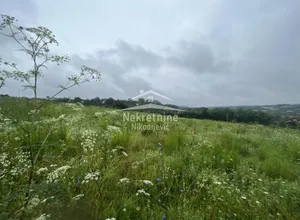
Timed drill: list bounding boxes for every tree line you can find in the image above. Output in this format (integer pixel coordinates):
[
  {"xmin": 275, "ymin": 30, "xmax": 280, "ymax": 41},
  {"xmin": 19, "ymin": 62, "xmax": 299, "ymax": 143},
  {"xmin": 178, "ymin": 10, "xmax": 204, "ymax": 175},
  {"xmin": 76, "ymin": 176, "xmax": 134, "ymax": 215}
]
[{"xmin": 1, "ymin": 95, "xmax": 293, "ymax": 129}]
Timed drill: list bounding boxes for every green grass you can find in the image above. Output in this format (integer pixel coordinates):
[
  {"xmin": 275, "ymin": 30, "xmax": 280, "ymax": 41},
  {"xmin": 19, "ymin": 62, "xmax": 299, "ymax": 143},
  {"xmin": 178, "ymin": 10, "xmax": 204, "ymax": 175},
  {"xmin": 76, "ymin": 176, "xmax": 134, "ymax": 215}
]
[{"xmin": 1, "ymin": 99, "xmax": 300, "ymax": 220}]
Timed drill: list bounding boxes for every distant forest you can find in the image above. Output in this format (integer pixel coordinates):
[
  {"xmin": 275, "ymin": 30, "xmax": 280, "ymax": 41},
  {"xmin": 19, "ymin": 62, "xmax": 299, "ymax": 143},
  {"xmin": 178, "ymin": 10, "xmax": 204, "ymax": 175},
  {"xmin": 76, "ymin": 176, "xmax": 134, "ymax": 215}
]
[{"xmin": 1, "ymin": 94, "xmax": 299, "ymax": 129}]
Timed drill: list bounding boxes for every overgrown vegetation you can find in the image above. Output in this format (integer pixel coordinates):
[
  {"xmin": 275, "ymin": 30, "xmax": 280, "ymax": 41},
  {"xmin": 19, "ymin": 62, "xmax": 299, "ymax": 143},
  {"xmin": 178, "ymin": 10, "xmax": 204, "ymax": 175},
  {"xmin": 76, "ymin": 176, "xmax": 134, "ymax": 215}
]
[{"xmin": 1, "ymin": 99, "xmax": 300, "ymax": 219}]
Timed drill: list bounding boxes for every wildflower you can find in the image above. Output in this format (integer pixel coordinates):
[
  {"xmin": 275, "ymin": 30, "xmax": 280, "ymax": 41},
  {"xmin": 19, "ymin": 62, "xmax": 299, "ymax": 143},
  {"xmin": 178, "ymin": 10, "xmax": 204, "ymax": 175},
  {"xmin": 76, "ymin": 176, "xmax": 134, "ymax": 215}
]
[
  {"xmin": 107, "ymin": 125, "xmax": 122, "ymax": 133},
  {"xmin": 162, "ymin": 215, "xmax": 166, "ymax": 220},
  {"xmin": 77, "ymin": 177, "xmax": 81, "ymax": 184},
  {"xmin": 214, "ymin": 181, "xmax": 222, "ymax": 185},
  {"xmin": 82, "ymin": 171, "xmax": 100, "ymax": 184},
  {"xmin": 81, "ymin": 129, "xmax": 97, "ymax": 153},
  {"xmin": 72, "ymin": 194, "xmax": 84, "ymax": 201},
  {"xmin": 143, "ymin": 180, "xmax": 153, "ymax": 186},
  {"xmin": 28, "ymin": 196, "xmax": 41, "ymax": 210},
  {"xmin": 119, "ymin": 178, "xmax": 130, "ymax": 184},
  {"xmin": 122, "ymin": 151, "xmax": 128, "ymax": 157},
  {"xmin": 57, "ymin": 114, "xmax": 65, "ymax": 120},
  {"xmin": 180, "ymin": 189, "xmax": 184, "ymax": 193},
  {"xmin": 136, "ymin": 189, "xmax": 150, "ymax": 196},
  {"xmin": 35, "ymin": 213, "xmax": 51, "ymax": 220},
  {"xmin": 36, "ymin": 167, "xmax": 48, "ymax": 175},
  {"xmin": 41, "ymin": 196, "xmax": 54, "ymax": 203},
  {"xmin": 46, "ymin": 165, "xmax": 71, "ymax": 183},
  {"xmin": 156, "ymin": 178, "xmax": 161, "ymax": 183},
  {"xmin": 158, "ymin": 199, "xmax": 161, "ymax": 204}
]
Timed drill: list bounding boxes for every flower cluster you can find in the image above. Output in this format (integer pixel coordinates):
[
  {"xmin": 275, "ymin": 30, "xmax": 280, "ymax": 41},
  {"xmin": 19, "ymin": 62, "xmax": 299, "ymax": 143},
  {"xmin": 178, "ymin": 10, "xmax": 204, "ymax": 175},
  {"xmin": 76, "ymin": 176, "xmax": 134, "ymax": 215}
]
[
  {"xmin": 0, "ymin": 149, "xmax": 31, "ymax": 184},
  {"xmin": 136, "ymin": 189, "xmax": 150, "ymax": 196},
  {"xmin": 35, "ymin": 213, "xmax": 51, "ymax": 220},
  {"xmin": 28, "ymin": 195, "xmax": 41, "ymax": 210},
  {"xmin": 72, "ymin": 194, "xmax": 85, "ymax": 201},
  {"xmin": 46, "ymin": 165, "xmax": 71, "ymax": 183},
  {"xmin": 65, "ymin": 103, "xmax": 82, "ymax": 111},
  {"xmin": 36, "ymin": 167, "xmax": 48, "ymax": 175},
  {"xmin": 82, "ymin": 171, "xmax": 100, "ymax": 184},
  {"xmin": 119, "ymin": 178, "xmax": 130, "ymax": 184},
  {"xmin": 107, "ymin": 125, "xmax": 122, "ymax": 133},
  {"xmin": 81, "ymin": 129, "xmax": 98, "ymax": 153}
]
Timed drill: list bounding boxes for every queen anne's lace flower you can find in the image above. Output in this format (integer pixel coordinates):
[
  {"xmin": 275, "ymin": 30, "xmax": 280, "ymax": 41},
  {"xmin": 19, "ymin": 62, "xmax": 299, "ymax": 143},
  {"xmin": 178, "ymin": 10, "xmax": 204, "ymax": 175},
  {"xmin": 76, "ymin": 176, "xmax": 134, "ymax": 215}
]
[
  {"xmin": 82, "ymin": 171, "xmax": 100, "ymax": 184},
  {"xmin": 46, "ymin": 166, "xmax": 71, "ymax": 183},
  {"xmin": 136, "ymin": 189, "xmax": 150, "ymax": 196}
]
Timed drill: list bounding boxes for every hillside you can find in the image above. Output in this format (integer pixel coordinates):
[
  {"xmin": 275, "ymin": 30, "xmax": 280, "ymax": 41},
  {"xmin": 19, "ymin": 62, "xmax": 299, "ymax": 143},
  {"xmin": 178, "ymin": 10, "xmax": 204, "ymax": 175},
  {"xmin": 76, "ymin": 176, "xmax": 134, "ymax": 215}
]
[
  {"xmin": 1, "ymin": 100, "xmax": 300, "ymax": 219},
  {"xmin": 225, "ymin": 104, "xmax": 300, "ymax": 118}
]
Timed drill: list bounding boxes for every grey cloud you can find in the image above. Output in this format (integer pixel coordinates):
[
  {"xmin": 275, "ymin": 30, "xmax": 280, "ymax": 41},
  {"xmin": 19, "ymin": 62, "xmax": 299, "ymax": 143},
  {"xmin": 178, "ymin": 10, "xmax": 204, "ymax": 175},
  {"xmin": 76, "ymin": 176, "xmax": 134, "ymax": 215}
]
[
  {"xmin": 166, "ymin": 40, "xmax": 232, "ymax": 74},
  {"xmin": 117, "ymin": 40, "xmax": 163, "ymax": 70}
]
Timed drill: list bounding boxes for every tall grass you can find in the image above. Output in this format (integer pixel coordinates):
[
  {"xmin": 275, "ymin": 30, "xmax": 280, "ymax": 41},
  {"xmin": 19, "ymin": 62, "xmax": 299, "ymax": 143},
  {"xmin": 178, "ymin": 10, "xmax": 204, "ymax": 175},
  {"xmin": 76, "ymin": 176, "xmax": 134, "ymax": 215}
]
[{"xmin": 1, "ymin": 99, "xmax": 300, "ymax": 219}]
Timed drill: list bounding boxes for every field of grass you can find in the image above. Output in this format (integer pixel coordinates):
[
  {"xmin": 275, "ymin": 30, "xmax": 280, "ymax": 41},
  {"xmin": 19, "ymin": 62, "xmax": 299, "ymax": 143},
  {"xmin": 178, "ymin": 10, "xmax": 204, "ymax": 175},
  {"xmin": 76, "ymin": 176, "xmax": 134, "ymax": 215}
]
[{"xmin": 1, "ymin": 99, "xmax": 300, "ymax": 220}]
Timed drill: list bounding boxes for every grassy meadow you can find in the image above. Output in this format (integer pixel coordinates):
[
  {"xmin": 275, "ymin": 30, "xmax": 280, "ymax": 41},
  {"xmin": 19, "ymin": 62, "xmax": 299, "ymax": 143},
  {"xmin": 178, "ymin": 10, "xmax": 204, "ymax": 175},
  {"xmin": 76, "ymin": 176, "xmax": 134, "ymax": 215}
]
[{"xmin": 1, "ymin": 98, "xmax": 300, "ymax": 220}]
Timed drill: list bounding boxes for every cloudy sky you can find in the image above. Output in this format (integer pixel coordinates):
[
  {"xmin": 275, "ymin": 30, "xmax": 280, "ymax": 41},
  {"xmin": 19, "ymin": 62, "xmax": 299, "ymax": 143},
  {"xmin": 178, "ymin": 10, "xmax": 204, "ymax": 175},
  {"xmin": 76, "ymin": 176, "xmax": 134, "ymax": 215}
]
[{"xmin": 0, "ymin": 0, "xmax": 299, "ymax": 107}]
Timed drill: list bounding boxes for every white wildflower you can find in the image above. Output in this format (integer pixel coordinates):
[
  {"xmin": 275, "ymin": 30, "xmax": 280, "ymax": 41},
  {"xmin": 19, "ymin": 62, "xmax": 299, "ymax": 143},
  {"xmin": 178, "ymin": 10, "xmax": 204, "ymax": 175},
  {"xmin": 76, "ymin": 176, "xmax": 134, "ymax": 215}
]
[
  {"xmin": 57, "ymin": 114, "xmax": 65, "ymax": 120},
  {"xmin": 41, "ymin": 196, "xmax": 55, "ymax": 203},
  {"xmin": 72, "ymin": 194, "xmax": 84, "ymax": 201},
  {"xmin": 35, "ymin": 213, "xmax": 51, "ymax": 220},
  {"xmin": 119, "ymin": 178, "xmax": 130, "ymax": 184},
  {"xmin": 28, "ymin": 196, "xmax": 41, "ymax": 210},
  {"xmin": 107, "ymin": 125, "xmax": 121, "ymax": 133},
  {"xmin": 122, "ymin": 151, "xmax": 128, "ymax": 157},
  {"xmin": 82, "ymin": 171, "xmax": 100, "ymax": 184},
  {"xmin": 214, "ymin": 181, "xmax": 222, "ymax": 185},
  {"xmin": 142, "ymin": 180, "xmax": 153, "ymax": 186},
  {"xmin": 46, "ymin": 165, "xmax": 71, "ymax": 183},
  {"xmin": 136, "ymin": 189, "xmax": 150, "ymax": 196},
  {"xmin": 81, "ymin": 129, "xmax": 97, "ymax": 153},
  {"xmin": 94, "ymin": 111, "xmax": 106, "ymax": 117},
  {"xmin": 36, "ymin": 167, "xmax": 48, "ymax": 175}
]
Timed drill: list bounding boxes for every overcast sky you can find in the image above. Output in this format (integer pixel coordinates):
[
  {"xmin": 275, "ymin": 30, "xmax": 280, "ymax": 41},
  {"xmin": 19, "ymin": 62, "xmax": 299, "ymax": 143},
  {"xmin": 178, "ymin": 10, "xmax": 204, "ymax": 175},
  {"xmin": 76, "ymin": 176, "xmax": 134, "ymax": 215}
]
[{"xmin": 0, "ymin": 0, "xmax": 299, "ymax": 107}]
